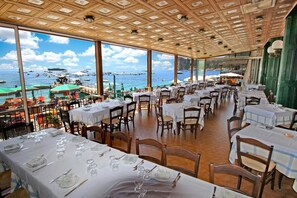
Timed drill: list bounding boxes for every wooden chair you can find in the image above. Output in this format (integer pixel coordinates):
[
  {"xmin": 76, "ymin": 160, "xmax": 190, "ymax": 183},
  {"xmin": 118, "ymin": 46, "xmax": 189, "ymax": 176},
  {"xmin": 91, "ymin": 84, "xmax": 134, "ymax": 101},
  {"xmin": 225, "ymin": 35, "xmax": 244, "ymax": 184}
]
[
  {"xmin": 277, "ymin": 111, "xmax": 297, "ymax": 131},
  {"xmin": 122, "ymin": 101, "xmax": 137, "ymax": 131},
  {"xmin": 124, "ymin": 95, "xmax": 133, "ymax": 102},
  {"xmin": 177, "ymin": 87, "xmax": 186, "ymax": 102},
  {"xmin": 110, "ymin": 131, "xmax": 132, "ymax": 153},
  {"xmin": 136, "ymin": 138, "xmax": 166, "ymax": 165},
  {"xmin": 159, "ymin": 90, "xmax": 171, "ymax": 106},
  {"xmin": 210, "ymin": 90, "xmax": 220, "ymax": 109},
  {"xmin": 245, "ymin": 97, "xmax": 261, "ymax": 106},
  {"xmin": 180, "ymin": 107, "xmax": 201, "ymax": 139},
  {"xmin": 199, "ymin": 96, "xmax": 212, "ymax": 117},
  {"xmin": 206, "ymin": 81, "xmax": 214, "ymax": 87},
  {"xmin": 227, "ymin": 116, "xmax": 242, "ymax": 148},
  {"xmin": 81, "ymin": 125, "xmax": 105, "ymax": 144},
  {"xmin": 233, "ymin": 91, "xmax": 239, "ymax": 115},
  {"xmin": 236, "ymin": 136, "xmax": 276, "ymax": 197},
  {"xmin": 58, "ymin": 108, "xmax": 80, "ymax": 134},
  {"xmin": 190, "ymin": 84, "xmax": 197, "ymax": 94},
  {"xmin": 164, "ymin": 147, "xmax": 201, "ymax": 177},
  {"xmin": 101, "ymin": 106, "xmax": 123, "ymax": 132},
  {"xmin": 2, "ymin": 122, "xmax": 33, "ymax": 140},
  {"xmin": 138, "ymin": 94, "xmax": 151, "ymax": 114},
  {"xmin": 221, "ymin": 87, "xmax": 229, "ymax": 101},
  {"xmin": 209, "ymin": 163, "xmax": 262, "ymax": 198},
  {"xmin": 166, "ymin": 98, "xmax": 177, "ymax": 104},
  {"xmin": 67, "ymin": 100, "xmax": 80, "ymax": 110},
  {"xmin": 156, "ymin": 105, "xmax": 173, "ymax": 137},
  {"xmin": 198, "ymin": 83, "xmax": 205, "ymax": 90}
]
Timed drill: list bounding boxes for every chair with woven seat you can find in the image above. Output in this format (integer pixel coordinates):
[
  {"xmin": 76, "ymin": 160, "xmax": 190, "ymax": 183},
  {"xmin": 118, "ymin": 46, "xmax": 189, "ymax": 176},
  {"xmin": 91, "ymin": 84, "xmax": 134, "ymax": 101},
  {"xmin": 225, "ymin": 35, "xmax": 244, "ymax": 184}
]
[
  {"xmin": 122, "ymin": 101, "xmax": 137, "ymax": 131},
  {"xmin": 110, "ymin": 131, "xmax": 132, "ymax": 153},
  {"xmin": 236, "ymin": 136, "xmax": 276, "ymax": 198},
  {"xmin": 164, "ymin": 147, "xmax": 201, "ymax": 177},
  {"xmin": 67, "ymin": 100, "xmax": 80, "ymax": 110},
  {"xmin": 277, "ymin": 111, "xmax": 297, "ymax": 131},
  {"xmin": 124, "ymin": 95, "xmax": 133, "ymax": 102},
  {"xmin": 180, "ymin": 107, "xmax": 201, "ymax": 139},
  {"xmin": 138, "ymin": 94, "xmax": 151, "ymax": 115},
  {"xmin": 221, "ymin": 87, "xmax": 229, "ymax": 101},
  {"xmin": 156, "ymin": 105, "xmax": 173, "ymax": 137},
  {"xmin": 210, "ymin": 90, "xmax": 220, "ymax": 109},
  {"xmin": 199, "ymin": 96, "xmax": 212, "ymax": 118},
  {"xmin": 81, "ymin": 125, "xmax": 105, "ymax": 144},
  {"xmin": 177, "ymin": 87, "xmax": 186, "ymax": 102},
  {"xmin": 166, "ymin": 98, "xmax": 177, "ymax": 104},
  {"xmin": 227, "ymin": 116, "xmax": 242, "ymax": 148},
  {"xmin": 209, "ymin": 163, "xmax": 262, "ymax": 198},
  {"xmin": 136, "ymin": 138, "xmax": 166, "ymax": 165},
  {"xmin": 245, "ymin": 97, "xmax": 261, "ymax": 106},
  {"xmin": 101, "ymin": 106, "xmax": 123, "ymax": 132},
  {"xmin": 2, "ymin": 122, "xmax": 33, "ymax": 140},
  {"xmin": 159, "ymin": 90, "xmax": 171, "ymax": 106}
]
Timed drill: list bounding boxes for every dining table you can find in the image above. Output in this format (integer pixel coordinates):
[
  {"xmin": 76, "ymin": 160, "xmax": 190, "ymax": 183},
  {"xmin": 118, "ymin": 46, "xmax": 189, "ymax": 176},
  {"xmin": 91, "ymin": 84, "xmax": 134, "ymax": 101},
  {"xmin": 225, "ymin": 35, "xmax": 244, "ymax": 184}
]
[
  {"xmin": 183, "ymin": 95, "xmax": 215, "ymax": 113},
  {"xmin": 69, "ymin": 99, "xmax": 129, "ymax": 126},
  {"xmin": 229, "ymin": 125, "xmax": 297, "ymax": 192},
  {"xmin": 238, "ymin": 90, "xmax": 269, "ymax": 110},
  {"xmin": 0, "ymin": 128, "xmax": 250, "ymax": 198},
  {"xmin": 162, "ymin": 103, "xmax": 205, "ymax": 133},
  {"xmin": 242, "ymin": 104, "xmax": 296, "ymax": 127},
  {"xmin": 132, "ymin": 92, "xmax": 157, "ymax": 105}
]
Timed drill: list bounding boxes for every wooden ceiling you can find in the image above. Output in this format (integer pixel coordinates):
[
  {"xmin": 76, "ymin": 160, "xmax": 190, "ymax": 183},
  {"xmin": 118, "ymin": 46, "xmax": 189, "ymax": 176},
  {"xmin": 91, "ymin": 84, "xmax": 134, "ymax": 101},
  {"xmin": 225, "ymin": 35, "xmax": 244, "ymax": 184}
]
[{"xmin": 0, "ymin": 0, "xmax": 295, "ymax": 58}]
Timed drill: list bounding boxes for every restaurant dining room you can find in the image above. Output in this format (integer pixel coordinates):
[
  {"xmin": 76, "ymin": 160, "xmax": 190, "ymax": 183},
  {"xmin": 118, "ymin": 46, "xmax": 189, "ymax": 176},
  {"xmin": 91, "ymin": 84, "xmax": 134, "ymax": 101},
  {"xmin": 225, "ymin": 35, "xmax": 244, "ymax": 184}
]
[{"xmin": 0, "ymin": 0, "xmax": 297, "ymax": 198}]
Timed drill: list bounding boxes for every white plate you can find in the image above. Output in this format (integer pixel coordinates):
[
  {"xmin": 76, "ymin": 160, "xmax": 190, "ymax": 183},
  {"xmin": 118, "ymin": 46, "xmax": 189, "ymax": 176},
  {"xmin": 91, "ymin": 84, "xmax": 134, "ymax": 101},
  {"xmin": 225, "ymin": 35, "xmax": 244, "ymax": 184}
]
[
  {"xmin": 90, "ymin": 144, "xmax": 107, "ymax": 151},
  {"xmin": 122, "ymin": 154, "xmax": 138, "ymax": 165},
  {"xmin": 26, "ymin": 155, "xmax": 47, "ymax": 168},
  {"xmin": 151, "ymin": 167, "xmax": 174, "ymax": 182},
  {"xmin": 4, "ymin": 143, "xmax": 23, "ymax": 153},
  {"xmin": 56, "ymin": 173, "xmax": 79, "ymax": 188},
  {"xmin": 71, "ymin": 136, "xmax": 86, "ymax": 143}
]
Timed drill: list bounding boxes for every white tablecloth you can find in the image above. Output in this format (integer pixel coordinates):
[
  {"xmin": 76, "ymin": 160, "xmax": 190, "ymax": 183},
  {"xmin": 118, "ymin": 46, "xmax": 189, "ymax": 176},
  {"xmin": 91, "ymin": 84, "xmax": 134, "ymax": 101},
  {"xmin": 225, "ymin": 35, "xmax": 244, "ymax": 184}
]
[
  {"xmin": 238, "ymin": 90, "xmax": 269, "ymax": 110},
  {"xmin": 162, "ymin": 103, "xmax": 205, "ymax": 131},
  {"xmin": 183, "ymin": 95, "xmax": 215, "ymax": 113},
  {"xmin": 243, "ymin": 104, "xmax": 295, "ymax": 127},
  {"xmin": 69, "ymin": 99, "xmax": 129, "ymax": 125},
  {"xmin": 0, "ymin": 128, "xmax": 249, "ymax": 198},
  {"xmin": 229, "ymin": 125, "xmax": 297, "ymax": 192},
  {"xmin": 244, "ymin": 84, "xmax": 265, "ymax": 91}
]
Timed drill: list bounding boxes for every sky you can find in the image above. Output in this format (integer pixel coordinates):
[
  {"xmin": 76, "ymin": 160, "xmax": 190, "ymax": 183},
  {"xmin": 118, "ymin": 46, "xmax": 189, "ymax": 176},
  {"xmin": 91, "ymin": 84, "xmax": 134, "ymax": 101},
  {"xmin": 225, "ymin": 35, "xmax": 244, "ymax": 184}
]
[{"xmin": 0, "ymin": 27, "xmax": 174, "ymax": 73}]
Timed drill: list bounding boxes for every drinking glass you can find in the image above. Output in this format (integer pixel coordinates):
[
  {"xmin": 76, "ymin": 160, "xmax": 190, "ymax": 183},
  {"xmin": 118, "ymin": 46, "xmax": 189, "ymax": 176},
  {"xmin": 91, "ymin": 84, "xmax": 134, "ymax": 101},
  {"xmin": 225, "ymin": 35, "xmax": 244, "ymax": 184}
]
[
  {"xmin": 134, "ymin": 179, "xmax": 143, "ymax": 193},
  {"xmin": 86, "ymin": 159, "xmax": 95, "ymax": 173},
  {"xmin": 143, "ymin": 169, "xmax": 151, "ymax": 181},
  {"xmin": 109, "ymin": 155, "xmax": 115, "ymax": 167},
  {"xmin": 89, "ymin": 163, "xmax": 98, "ymax": 176},
  {"xmin": 138, "ymin": 188, "xmax": 147, "ymax": 198},
  {"xmin": 75, "ymin": 146, "xmax": 82, "ymax": 157},
  {"xmin": 111, "ymin": 159, "xmax": 119, "ymax": 172},
  {"xmin": 137, "ymin": 165, "xmax": 145, "ymax": 178}
]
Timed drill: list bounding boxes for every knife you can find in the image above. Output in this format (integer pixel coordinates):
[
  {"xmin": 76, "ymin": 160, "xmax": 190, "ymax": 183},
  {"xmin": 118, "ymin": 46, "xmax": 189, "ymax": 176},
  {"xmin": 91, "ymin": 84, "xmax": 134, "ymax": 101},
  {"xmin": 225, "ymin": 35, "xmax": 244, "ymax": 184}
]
[{"xmin": 32, "ymin": 161, "xmax": 54, "ymax": 173}]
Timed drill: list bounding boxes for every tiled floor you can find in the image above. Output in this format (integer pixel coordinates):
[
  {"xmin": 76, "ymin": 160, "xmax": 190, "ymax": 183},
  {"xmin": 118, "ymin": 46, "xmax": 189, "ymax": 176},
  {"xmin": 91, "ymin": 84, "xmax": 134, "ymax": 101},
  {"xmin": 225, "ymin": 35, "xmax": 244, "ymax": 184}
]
[{"xmin": 125, "ymin": 98, "xmax": 296, "ymax": 198}]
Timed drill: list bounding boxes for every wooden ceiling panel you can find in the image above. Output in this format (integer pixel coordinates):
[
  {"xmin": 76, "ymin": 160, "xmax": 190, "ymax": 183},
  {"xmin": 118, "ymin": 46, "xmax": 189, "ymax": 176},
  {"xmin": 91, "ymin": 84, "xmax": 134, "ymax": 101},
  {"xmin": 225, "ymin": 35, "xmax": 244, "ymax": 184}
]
[{"xmin": 0, "ymin": 0, "xmax": 295, "ymax": 58}]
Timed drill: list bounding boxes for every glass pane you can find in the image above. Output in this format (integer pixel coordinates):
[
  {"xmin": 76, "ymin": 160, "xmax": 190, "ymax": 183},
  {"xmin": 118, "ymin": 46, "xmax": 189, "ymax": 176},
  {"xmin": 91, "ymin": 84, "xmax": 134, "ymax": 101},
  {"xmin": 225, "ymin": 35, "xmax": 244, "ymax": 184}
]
[
  {"xmin": 177, "ymin": 56, "xmax": 191, "ymax": 84},
  {"xmin": 152, "ymin": 51, "xmax": 174, "ymax": 88}
]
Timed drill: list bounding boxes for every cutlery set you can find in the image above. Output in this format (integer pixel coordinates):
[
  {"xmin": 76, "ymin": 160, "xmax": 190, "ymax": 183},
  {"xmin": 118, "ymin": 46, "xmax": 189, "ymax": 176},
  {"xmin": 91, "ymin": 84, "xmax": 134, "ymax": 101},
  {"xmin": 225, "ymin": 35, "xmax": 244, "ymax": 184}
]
[
  {"xmin": 133, "ymin": 159, "xmax": 144, "ymax": 171},
  {"xmin": 172, "ymin": 172, "xmax": 181, "ymax": 188},
  {"xmin": 98, "ymin": 148, "xmax": 111, "ymax": 157}
]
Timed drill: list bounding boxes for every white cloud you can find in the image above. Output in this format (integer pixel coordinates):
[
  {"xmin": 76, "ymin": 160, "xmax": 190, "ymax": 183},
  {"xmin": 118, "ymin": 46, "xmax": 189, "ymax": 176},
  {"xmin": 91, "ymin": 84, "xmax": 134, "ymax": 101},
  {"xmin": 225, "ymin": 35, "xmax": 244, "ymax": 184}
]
[
  {"xmin": 0, "ymin": 63, "xmax": 15, "ymax": 70},
  {"xmin": 110, "ymin": 45, "xmax": 123, "ymax": 52},
  {"xmin": 157, "ymin": 54, "xmax": 174, "ymax": 60},
  {"xmin": 102, "ymin": 45, "xmax": 115, "ymax": 58},
  {"xmin": 152, "ymin": 60, "xmax": 172, "ymax": 69},
  {"xmin": 79, "ymin": 45, "xmax": 95, "ymax": 57},
  {"xmin": 43, "ymin": 51, "xmax": 62, "ymax": 62},
  {"xmin": 112, "ymin": 48, "xmax": 146, "ymax": 59},
  {"xmin": 48, "ymin": 35, "xmax": 69, "ymax": 44},
  {"xmin": 63, "ymin": 56, "xmax": 79, "ymax": 66},
  {"xmin": 63, "ymin": 50, "xmax": 76, "ymax": 57},
  {"xmin": 24, "ymin": 64, "xmax": 47, "ymax": 71},
  {"xmin": 124, "ymin": 57, "xmax": 138, "ymax": 63},
  {"xmin": 0, "ymin": 28, "xmax": 40, "ymax": 49}
]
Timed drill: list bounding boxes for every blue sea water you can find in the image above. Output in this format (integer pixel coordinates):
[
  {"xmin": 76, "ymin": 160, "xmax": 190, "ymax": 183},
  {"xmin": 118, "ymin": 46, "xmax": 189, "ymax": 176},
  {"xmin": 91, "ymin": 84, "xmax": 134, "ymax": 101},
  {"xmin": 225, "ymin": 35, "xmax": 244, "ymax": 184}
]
[{"xmin": 0, "ymin": 69, "xmax": 220, "ymax": 103}]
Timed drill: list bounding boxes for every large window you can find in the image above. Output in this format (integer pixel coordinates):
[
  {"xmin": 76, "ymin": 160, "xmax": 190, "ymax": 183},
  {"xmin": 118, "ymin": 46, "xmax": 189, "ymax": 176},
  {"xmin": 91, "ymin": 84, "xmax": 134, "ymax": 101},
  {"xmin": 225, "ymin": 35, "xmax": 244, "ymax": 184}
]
[
  {"xmin": 177, "ymin": 56, "xmax": 191, "ymax": 83},
  {"xmin": 152, "ymin": 51, "xmax": 174, "ymax": 88},
  {"xmin": 102, "ymin": 43, "xmax": 147, "ymax": 97}
]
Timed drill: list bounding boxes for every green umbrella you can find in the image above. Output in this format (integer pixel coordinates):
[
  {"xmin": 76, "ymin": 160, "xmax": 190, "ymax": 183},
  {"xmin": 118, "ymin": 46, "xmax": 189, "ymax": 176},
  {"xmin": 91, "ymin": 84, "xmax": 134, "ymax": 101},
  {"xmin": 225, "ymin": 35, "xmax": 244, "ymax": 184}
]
[
  {"xmin": 33, "ymin": 84, "xmax": 51, "ymax": 89},
  {"xmin": 0, "ymin": 87, "xmax": 17, "ymax": 96},
  {"xmin": 50, "ymin": 84, "xmax": 81, "ymax": 93}
]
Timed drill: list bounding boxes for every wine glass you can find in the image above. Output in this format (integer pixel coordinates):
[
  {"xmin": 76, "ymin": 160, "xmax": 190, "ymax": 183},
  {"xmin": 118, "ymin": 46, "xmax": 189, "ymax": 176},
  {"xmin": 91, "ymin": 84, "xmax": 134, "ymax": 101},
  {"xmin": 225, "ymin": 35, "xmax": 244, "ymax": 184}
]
[{"xmin": 134, "ymin": 179, "xmax": 143, "ymax": 193}]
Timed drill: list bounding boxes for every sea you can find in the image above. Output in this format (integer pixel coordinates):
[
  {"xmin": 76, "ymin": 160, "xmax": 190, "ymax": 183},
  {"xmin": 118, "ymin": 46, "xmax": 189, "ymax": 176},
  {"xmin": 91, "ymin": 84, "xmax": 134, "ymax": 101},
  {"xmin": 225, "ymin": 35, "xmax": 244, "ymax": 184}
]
[{"xmin": 0, "ymin": 69, "xmax": 220, "ymax": 103}]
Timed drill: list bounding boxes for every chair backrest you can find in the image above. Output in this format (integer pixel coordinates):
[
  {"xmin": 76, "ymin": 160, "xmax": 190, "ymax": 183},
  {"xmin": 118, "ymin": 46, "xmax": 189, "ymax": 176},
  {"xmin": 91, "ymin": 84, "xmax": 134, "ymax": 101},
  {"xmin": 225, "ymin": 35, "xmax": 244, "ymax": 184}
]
[
  {"xmin": 209, "ymin": 163, "xmax": 261, "ymax": 198},
  {"xmin": 245, "ymin": 96, "xmax": 261, "ymax": 105},
  {"xmin": 183, "ymin": 107, "xmax": 201, "ymax": 126},
  {"xmin": 198, "ymin": 83, "xmax": 205, "ymax": 90},
  {"xmin": 206, "ymin": 81, "xmax": 214, "ymax": 87},
  {"xmin": 2, "ymin": 122, "xmax": 33, "ymax": 140},
  {"xmin": 110, "ymin": 131, "xmax": 132, "ymax": 153},
  {"xmin": 138, "ymin": 94, "xmax": 150, "ymax": 103},
  {"xmin": 67, "ymin": 100, "xmax": 80, "ymax": 110},
  {"xmin": 127, "ymin": 101, "xmax": 137, "ymax": 115},
  {"xmin": 166, "ymin": 98, "xmax": 177, "ymax": 104},
  {"xmin": 227, "ymin": 116, "xmax": 242, "ymax": 145},
  {"xmin": 164, "ymin": 147, "xmax": 201, "ymax": 177},
  {"xmin": 199, "ymin": 96, "xmax": 212, "ymax": 105},
  {"xmin": 210, "ymin": 90, "xmax": 220, "ymax": 99},
  {"xmin": 290, "ymin": 111, "xmax": 297, "ymax": 130},
  {"xmin": 136, "ymin": 138, "xmax": 165, "ymax": 165},
  {"xmin": 236, "ymin": 136, "xmax": 274, "ymax": 177},
  {"xmin": 81, "ymin": 125, "xmax": 105, "ymax": 144},
  {"xmin": 109, "ymin": 106, "xmax": 123, "ymax": 123},
  {"xmin": 124, "ymin": 95, "xmax": 133, "ymax": 102},
  {"xmin": 159, "ymin": 90, "xmax": 171, "ymax": 105}
]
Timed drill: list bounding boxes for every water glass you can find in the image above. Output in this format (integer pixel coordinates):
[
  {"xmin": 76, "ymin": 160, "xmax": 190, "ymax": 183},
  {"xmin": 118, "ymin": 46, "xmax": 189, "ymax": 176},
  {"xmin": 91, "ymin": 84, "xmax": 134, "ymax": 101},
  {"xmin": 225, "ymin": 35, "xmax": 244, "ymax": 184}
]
[
  {"xmin": 137, "ymin": 166, "xmax": 145, "ymax": 178},
  {"xmin": 111, "ymin": 159, "xmax": 119, "ymax": 172},
  {"xmin": 56, "ymin": 147, "xmax": 65, "ymax": 159},
  {"xmin": 89, "ymin": 163, "xmax": 98, "ymax": 176},
  {"xmin": 109, "ymin": 155, "xmax": 115, "ymax": 167},
  {"xmin": 134, "ymin": 179, "xmax": 143, "ymax": 193},
  {"xmin": 138, "ymin": 188, "xmax": 147, "ymax": 198},
  {"xmin": 86, "ymin": 159, "xmax": 95, "ymax": 173},
  {"xmin": 143, "ymin": 169, "xmax": 151, "ymax": 181},
  {"xmin": 75, "ymin": 146, "xmax": 82, "ymax": 157}
]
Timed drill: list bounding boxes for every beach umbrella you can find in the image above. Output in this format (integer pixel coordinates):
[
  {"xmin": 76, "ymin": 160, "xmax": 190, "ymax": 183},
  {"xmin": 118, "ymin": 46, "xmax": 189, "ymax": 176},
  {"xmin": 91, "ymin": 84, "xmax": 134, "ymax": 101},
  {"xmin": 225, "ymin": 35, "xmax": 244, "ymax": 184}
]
[
  {"xmin": 14, "ymin": 86, "xmax": 39, "ymax": 91},
  {"xmin": 0, "ymin": 87, "xmax": 18, "ymax": 96},
  {"xmin": 50, "ymin": 84, "xmax": 81, "ymax": 93},
  {"xmin": 219, "ymin": 72, "xmax": 243, "ymax": 77}
]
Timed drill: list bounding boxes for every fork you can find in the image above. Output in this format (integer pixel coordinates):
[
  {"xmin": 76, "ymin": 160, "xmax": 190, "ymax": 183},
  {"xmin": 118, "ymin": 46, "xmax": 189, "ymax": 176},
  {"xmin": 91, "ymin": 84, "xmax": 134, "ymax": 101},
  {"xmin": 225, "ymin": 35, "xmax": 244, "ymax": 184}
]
[
  {"xmin": 133, "ymin": 159, "xmax": 144, "ymax": 171},
  {"xmin": 98, "ymin": 148, "xmax": 111, "ymax": 157},
  {"xmin": 212, "ymin": 186, "xmax": 217, "ymax": 198},
  {"xmin": 115, "ymin": 154, "xmax": 126, "ymax": 160}
]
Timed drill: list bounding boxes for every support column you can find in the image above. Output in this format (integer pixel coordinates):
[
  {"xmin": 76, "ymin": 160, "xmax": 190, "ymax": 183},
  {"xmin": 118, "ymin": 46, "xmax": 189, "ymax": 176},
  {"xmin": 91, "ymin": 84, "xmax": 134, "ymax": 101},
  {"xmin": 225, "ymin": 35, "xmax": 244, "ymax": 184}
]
[
  {"xmin": 95, "ymin": 41, "xmax": 103, "ymax": 96},
  {"xmin": 190, "ymin": 58, "xmax": 194, "ymax": 82},
  {"xmin": 147, "ymin": 50, "xmax": 152, "ymax": 91},
  {"xmin": 276, "ymin": 6, "xmax": 297, "ymax": 108},
  {"xmin": 174, "ymin": 55, "xmax": 178, "ymax": 85}
]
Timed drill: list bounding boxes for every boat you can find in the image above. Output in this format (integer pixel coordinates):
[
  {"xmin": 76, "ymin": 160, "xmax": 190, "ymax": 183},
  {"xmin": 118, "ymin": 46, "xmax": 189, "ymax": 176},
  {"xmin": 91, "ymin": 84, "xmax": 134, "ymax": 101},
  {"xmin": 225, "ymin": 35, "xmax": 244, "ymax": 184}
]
[
  {"xmin": 0, "ymin": 80, "xmax": 6, "ymax": 83},
  {"xmin": 177, "ymin": 71, "xmax": 183, "ymax": 74},
  {"xmin": 48, "ymin": 68, "xmax": 67, "ymax": 72},
  {"xmin": 35, "ymin": 73, "xmax": 40, "ymax": 77}
]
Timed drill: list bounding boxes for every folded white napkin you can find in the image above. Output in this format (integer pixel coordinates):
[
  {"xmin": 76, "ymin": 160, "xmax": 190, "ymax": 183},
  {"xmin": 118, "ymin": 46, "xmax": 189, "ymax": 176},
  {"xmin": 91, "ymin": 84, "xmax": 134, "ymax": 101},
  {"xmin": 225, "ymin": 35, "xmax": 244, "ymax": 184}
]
[
  {"xmin": 26, "ymin": 154, "xmax": 47, "ymax": 168},
  {"xmin": 48, "ymin": 130, "xmax": 63, "ymax": 137},
  {"xmin": 4, "ymin": 144, "xmax": 22, "ymax": 153}
]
